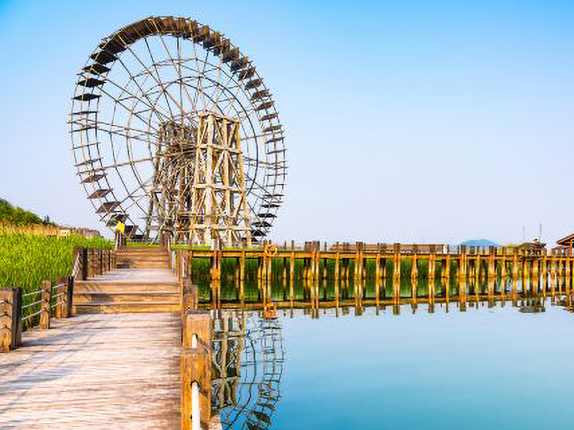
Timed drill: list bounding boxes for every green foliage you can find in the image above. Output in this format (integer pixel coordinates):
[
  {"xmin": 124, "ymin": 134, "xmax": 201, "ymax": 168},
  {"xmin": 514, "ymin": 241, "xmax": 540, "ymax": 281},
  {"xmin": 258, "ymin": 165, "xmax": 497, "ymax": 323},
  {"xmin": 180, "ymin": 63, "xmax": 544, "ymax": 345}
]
[
  {"xmin": 0, "ymin": 198, "xmax": 46, "ymax": 225},
  {"xmin": 0, "ymin": 232, "xmax": 111, "ymax": 298}
]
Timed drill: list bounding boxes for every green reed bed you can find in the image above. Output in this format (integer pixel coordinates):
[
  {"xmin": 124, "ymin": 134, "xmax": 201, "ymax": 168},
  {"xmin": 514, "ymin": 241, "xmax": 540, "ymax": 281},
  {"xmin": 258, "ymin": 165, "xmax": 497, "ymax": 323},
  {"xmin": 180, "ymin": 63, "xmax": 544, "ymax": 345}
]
[
  {"xmin": 189, "ymin": 256, "xmax": 466, "ymax": 283},
  {"xmin": 0, "ymin": 232, "xmax": 112, "ymax": 325}
]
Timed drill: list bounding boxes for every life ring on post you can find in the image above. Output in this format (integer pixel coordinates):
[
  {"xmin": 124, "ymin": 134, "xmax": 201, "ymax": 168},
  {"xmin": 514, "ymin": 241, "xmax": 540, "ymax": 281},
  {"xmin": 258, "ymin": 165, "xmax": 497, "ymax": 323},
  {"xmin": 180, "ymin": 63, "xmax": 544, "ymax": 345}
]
[{"xmin": 264, "ymin": 242, "xmax": 278, "ymax": 257}]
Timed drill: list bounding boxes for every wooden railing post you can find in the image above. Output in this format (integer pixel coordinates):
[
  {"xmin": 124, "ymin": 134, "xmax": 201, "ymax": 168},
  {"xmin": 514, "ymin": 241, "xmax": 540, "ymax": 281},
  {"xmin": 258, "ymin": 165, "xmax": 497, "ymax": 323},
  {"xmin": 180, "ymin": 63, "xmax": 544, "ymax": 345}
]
[
  {"xmin": 181, "ymin": 310, "xmax": 212, "ymax": 430},
  {"xmin": 39, "ymin": 280, "xmax": 52, "ymax": 329},
  {"xmin": 181, "ymin": 278, "xmax": 198, "ymax": 320},
  {"xmin": 66, "ymin": 276, "xmax": 75, "ymax": 318},
  {"xmin": 72, "ymin": 246, "xmax": 82, "ymax": 279},
  {"xmin": 82, "ymin": 248, "xmax": 89, "ymax": 280},
  {"xmin": 92, "ymin": 249, "xmax": 97, "ymax": 277},
  {"xmin": 0, "ymin": 287, "xmax": 22, "ymax": 352},
  {"xmin": 86, "ymin": 249, "xmax": 92, "ymax": 279},
  {"xmin": 56, "ymin": 278, "xmax": 66, "ymax": 319}
]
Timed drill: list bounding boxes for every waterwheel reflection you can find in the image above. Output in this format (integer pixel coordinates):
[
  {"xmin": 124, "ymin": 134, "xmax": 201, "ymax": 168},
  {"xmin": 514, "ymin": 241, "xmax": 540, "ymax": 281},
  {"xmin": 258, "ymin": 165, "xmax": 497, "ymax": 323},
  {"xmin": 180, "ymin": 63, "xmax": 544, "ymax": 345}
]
[{"xmin": 211, "ymin": 310, "xmax": 285, "ymax": 430}]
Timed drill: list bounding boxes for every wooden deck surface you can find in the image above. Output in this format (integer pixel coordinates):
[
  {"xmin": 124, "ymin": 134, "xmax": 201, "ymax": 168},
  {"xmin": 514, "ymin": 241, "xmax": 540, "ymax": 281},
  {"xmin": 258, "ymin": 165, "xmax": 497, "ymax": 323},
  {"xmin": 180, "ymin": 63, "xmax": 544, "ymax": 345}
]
[
  {"xmin": 0, "ymin": 313, "xmax": 181, "ymax": 430},
  {"xmin": 86, "ymin": 268, "xmax": 178, "ymax": 283}
]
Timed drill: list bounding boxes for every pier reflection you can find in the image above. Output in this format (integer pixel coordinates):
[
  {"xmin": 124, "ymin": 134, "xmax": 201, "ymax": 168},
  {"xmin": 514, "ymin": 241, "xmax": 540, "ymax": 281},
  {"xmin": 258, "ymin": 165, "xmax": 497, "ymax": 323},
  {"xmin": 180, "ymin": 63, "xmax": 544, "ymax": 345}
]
[{"xmin": 200, "ymin": 274, "xmax": 574, "ymax": 316}]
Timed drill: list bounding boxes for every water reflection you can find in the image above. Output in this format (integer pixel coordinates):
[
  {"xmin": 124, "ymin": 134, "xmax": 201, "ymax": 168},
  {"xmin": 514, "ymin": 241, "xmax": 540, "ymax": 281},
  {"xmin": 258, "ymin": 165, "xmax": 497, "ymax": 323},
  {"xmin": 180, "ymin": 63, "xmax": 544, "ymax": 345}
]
[
  {"xmin": 212, "ymin": 310, "xmax": 285, "ymax": 430},
  {"xmin": 198, "ymin": 274, "xmax": 574, "ymax": 314},
  {"xmin": 208, "ymin": 273, "xmax": 574, "ymax": 427}
]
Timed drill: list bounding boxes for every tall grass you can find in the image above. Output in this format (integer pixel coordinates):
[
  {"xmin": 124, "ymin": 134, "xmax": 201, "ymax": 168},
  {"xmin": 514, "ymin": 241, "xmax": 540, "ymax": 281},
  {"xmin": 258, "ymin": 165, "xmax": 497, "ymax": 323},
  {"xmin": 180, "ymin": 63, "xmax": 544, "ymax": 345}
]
[{"xmin": 0, "ymin": 231, "xmax": 111, "ymax": 295}]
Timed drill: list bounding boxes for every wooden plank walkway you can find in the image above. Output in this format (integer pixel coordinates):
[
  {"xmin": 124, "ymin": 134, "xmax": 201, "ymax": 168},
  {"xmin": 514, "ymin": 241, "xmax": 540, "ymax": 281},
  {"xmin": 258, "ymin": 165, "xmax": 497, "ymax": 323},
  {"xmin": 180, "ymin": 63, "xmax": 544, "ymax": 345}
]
[
  {"xmin": 0, "ymin": 312, "xmax": 181, "ymax": 430},
  {"xmin": 86, "ymin": 268, "xmax": 179, "ymax": 283}
]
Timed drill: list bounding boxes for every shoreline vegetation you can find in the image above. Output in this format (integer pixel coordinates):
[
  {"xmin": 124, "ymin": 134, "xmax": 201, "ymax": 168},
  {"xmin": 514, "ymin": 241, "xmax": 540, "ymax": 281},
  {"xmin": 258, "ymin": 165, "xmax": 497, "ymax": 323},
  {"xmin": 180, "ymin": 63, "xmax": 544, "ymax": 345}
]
[
  {"xmin": 0, "ymin": 199, "xmax": 112, "ymax": 321},
  {"xmin": 0, "ymin": 225, "xmax": 111, "ymax": 295}
]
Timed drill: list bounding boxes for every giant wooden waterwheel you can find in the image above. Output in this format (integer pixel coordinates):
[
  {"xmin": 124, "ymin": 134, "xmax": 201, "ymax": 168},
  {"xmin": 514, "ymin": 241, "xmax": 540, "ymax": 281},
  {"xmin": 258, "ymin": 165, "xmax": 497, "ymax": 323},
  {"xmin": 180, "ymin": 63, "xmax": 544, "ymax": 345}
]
[{"xmin": 70, "ymin": 16, "xmax": 286, "ymax": 244}]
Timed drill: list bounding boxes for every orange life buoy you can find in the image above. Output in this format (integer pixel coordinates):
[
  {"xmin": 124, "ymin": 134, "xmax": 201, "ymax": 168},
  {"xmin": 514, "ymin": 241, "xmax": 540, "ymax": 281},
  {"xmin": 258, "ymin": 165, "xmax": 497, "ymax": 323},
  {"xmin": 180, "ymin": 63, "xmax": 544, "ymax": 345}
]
[{"xmin": 264, "ymin": 243, "xmax": 278, "ymax": 257}]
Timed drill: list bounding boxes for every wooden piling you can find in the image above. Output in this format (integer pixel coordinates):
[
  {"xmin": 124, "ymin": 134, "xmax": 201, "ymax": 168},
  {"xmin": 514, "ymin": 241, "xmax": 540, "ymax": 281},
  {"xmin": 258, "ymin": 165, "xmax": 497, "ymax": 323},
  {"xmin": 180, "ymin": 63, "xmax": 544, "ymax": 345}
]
[
  {"xmin": 500, "ymin": 248, "xmax": 507, "ymax": 279},
  {"xmin": 442, "ymin": 247, "xmax": 451, "ymax": 281},
  {"xmin": 39, "ymin": 280, "xmax": 52, "ymax": 329},
  {"xmin": 267, "ymin": 255, "xmax": 272, "ymax": 283},
  {"xmin": 532, "ymin": 258, "xmax": 540, "ymax": 282},
  {"xmin": 393, "ymin": 243, "xmax": 401, "ymax": 283},
  {"xmin": 0, "ymin": 287, "xmax": 22, "ymax": 352},
  {"xmin": 375, "ymin": 244, "xmax": 381, "ymax": 282},
  {"xmin": 411, "ymin": 274, "xmax": 418, "ymax": 303},
  {"xmin": 459, "ymin": 277, "xmax": 467, "ymax": 304},
  {"xmin": 459, "ymin": 246, "xmax": 467, "ymax": 280},
  {"xmin": 552, "ymin": 252, "xmax": 558, "ymax": 285},
  {"xmin": 181, "ymin": 310, "xmax": 212, "ymax": 430},
  {"xmin": 240, "ymin": 250, "xmax": 246, "ymax": 281},
  {"xmin": 428, "ymin": 245, "xmax": 436, "ymax": 280},
  {"xmin": 354, "ymin": 245, "xmax": 360, "ymax": 281},
  {"xmin": 334, "ymin": 250, "xmax": 340, "ymax": 282},
  {"xmin": 488, "ymin": 246, "xmax": 496, "ymax": 279},
  {"xmin": 411, "ymin": 248, "xmax": 418, "ymax": 280},
  {"xmin": 512, "ymin": 249, "xmax": 519, "ymax": 280}
]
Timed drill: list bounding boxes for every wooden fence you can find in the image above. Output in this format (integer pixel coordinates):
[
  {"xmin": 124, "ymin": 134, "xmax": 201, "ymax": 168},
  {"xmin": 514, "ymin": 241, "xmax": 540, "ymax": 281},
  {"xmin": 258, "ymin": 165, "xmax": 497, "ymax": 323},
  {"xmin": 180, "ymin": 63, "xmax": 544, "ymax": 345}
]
[{"xmin": 0, "ymin": 246, "xmax": 115, "ymax": 352}]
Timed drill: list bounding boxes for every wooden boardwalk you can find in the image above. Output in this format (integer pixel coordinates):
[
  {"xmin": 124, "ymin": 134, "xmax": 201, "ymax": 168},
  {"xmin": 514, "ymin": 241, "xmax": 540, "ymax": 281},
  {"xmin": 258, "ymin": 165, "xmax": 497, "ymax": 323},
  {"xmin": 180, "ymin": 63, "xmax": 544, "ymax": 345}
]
[
  {"xmin": 0, "ymin": 310, "xmax": 181, "ymax": 429},
  {"xmin": 0, "ymin": 248, "xmax": 224, "ymax": 430}
]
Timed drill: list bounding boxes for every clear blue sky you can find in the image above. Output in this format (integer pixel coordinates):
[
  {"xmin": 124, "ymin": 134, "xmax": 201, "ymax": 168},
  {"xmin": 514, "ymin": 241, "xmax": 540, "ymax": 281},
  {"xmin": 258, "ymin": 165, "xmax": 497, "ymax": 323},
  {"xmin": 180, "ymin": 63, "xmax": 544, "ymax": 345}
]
[{"xmin": 1, "ymin": 0, "xmax": 573, "ymax": 245}]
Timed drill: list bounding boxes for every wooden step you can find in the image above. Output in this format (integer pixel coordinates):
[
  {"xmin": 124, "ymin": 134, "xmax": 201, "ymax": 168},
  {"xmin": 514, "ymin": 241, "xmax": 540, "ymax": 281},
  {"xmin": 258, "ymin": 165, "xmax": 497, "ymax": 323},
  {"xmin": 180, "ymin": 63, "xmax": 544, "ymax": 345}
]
[
  {"xmin": 117, "ymin": 263, "xmax": 172, "ymax": 269},
  {"xmin": 74, "ymin": 301, "xmax": 181, "ymax": 314},
  {"xmin": 119, "ymin": 249, "xmax": 169, "ymax": 255},
  {"xmin": 118, "ymin": 251, "xmax": 170, "ymax": 255},
  {"xmin": 117, "ymin": 254, "xmax": 171, "ymax": 258},
  {"xmin": 116, "ymin": 260, "xmax": 171, "ymax": 265},
  {"xmin": 122, "ymin": 246, "xmax": 167, "ymax": 250},
  {"xmin": 75, "ymin": 281, "xmax": 179, "ymax": 293},
  {"xmin": 75, "ymin": 291, "xmax": 180, "ymax": 303}
]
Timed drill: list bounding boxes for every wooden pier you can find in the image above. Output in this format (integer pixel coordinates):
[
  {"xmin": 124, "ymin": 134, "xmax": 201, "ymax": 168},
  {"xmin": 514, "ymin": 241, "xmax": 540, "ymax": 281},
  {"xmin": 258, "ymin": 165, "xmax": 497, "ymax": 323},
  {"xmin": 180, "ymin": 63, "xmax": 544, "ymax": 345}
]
[
  {"xmin": 0, "ymin": 247, "xmax": 217, "ymax": 430},
  {"xmin": 181, "ymin": 243, "xmax": 574, "ymax": 286}
]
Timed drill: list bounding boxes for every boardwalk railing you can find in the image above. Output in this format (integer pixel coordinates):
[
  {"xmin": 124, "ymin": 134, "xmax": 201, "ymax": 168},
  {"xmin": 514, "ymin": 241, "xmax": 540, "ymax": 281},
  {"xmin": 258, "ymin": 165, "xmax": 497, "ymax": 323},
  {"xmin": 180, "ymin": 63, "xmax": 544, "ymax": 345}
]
[
  {"xmin": 0, "ymin": 278, "xmax": 73, "ymax": 352},
  {"xmin": 73, "ymin": 246, "xmax": 116, "ymax": 280},
  {"xmin": 180, "ymin": 277, "xmax": 213, "ymax": 430},
  {"xmin": 1, "ymin": 246, "xmax": 115, "ymax": 353}
]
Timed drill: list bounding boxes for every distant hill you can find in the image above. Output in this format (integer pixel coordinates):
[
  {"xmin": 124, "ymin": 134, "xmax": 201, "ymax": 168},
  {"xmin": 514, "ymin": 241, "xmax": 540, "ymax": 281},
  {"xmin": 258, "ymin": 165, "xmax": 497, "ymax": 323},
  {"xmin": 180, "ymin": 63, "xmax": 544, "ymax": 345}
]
[
  {"xmin": 0, "ymin": 198, "xmax": 46, "ymax": 225},
  {"xmin": 460, "ymin": 239, "xmax": 500, "ymax": 247}
]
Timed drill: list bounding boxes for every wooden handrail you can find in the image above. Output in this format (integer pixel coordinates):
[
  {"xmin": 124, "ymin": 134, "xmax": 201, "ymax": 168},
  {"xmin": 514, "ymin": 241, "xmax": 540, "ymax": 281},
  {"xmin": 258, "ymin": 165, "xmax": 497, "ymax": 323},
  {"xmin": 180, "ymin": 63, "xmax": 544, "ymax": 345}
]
[
  {"xmin": 74, "ymin": 247, "xmax": 116, "ymax": 281},
  {"xmin": 1, "ymin": 247, "xmax": 111, "ymax": 353}
]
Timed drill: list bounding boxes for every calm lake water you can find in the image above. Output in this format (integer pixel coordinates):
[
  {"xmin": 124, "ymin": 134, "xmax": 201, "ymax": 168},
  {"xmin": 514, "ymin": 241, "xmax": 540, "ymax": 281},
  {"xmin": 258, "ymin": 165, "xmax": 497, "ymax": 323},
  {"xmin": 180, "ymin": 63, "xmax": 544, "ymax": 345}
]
[{"xmin": 213, "ymin": 293, "xmax": 574, "ymax": 430}]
